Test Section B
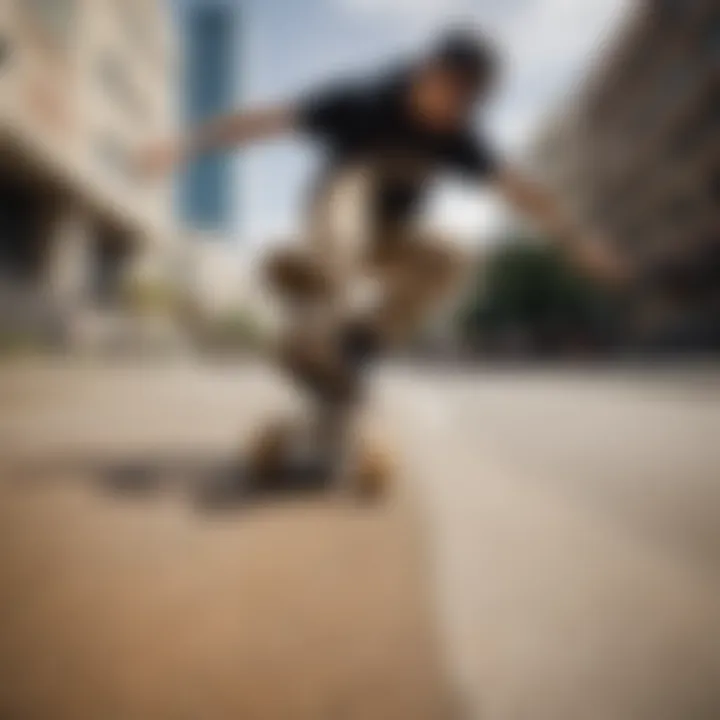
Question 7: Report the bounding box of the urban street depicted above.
[0,360,718,719]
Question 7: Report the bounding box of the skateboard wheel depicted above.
[245,418,395,501]
[246,419,295,481]
[354,436,394,500]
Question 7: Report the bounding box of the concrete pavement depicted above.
[0,360,719,719]
[0,360,447,720]
[382,365,720,720]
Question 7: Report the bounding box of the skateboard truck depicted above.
[246,394,392,501]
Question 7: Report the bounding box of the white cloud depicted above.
[243,0,632,243]
[338,0,477,25]
[500,0,627,61]
[426,181,508,245]
[333,0,631,151]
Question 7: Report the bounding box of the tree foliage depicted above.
[460,239,620,355]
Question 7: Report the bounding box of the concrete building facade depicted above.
[531,0,719,344]
[0,0,177,341]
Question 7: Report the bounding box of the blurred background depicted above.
[0,1,718,719]
[0,0,717,356]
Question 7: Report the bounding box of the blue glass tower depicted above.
[177,0,238,232]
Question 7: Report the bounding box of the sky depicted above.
[186,0,632,247]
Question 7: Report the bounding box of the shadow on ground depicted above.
[3,452,363,513]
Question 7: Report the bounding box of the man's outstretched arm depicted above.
[493,167,631,285]
[139,104,297,177]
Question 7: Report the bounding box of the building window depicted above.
[97,53,146,122]
[666,194,694,227]
[96,136,131,181]
[26,0,76,44]
[92,236,128,308]
[669,123,695,161]
[706,15,720,66]
[665,60,693,105]
[0,37,10,70]
[112,1,158,63]
[98,54,125,102]
[656,0,690,21]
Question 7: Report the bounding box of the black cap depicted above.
[432,30,499,91]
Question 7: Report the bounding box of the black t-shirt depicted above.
[298,69,499,228]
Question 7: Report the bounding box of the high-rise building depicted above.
[531,0,719,346]
[176,0,238,233]
[0,0,178,339]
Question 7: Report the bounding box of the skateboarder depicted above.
[141,30,627,400]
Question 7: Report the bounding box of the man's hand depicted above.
[136,104,296,181]
[495,169,634,287]
[136,138,186,180]
[569,235,634,287]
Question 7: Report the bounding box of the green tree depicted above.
[460,239,620,356]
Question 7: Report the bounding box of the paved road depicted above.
[0,361,447,720]
[1,360,719,719]
[381,365,720,720]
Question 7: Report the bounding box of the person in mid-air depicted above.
[142,30,627,400]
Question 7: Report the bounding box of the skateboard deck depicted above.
[246,404,393,501]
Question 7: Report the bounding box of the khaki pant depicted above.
[265,165,467,348]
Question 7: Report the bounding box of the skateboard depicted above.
[246,398,393,501]
[245,165,395,500]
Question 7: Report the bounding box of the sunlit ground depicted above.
[0,359,719,719]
